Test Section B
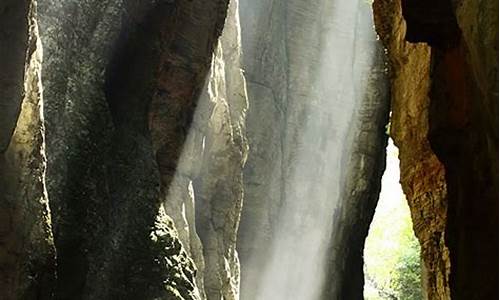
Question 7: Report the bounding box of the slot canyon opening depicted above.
[363,138,423,300]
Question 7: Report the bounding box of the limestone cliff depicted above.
[1,1,496,299]
[0,0,230,299]
[321,21,390,298]
[238,1,391,299]
[237,1,288,295]
[373,0,498,298]
[161,0,249,299]
[0,2,56,298]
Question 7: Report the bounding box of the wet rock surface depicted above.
[161,1,249,299]
[238,1,390,299]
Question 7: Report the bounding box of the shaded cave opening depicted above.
[363,138,423,300]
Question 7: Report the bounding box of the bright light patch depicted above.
[364,138,423,300]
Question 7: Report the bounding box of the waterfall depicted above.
[240,0,380,299]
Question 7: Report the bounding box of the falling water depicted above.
[247,0,379,299]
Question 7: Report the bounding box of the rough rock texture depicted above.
[236,1,288,296]
[34,0,229,298]
[372,2,451,298]
[321,25,390,299]
[428,1,498,298]
[193,2,248,298]
[0,0,30,152]
[0,2,56,299]
[238,1,390,299]
[161,0,249,299]
[373,0,498,298]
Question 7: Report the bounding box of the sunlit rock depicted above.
[238,1,390,299]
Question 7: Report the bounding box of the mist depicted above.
[238,0,380,299]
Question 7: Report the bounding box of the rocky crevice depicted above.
[0,2,56,298]
[160,0,249,299]
[322,32,390,299]
[373,0,498,298]
[0,0,230,298]
[1,1,497,299]
[237,1,391,299]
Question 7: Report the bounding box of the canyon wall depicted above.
[238,1,390,298]
[321,22,390,298]
[0,1,56,298]
[373,0,498,298]
[1,0,497,299]
[39,0,230,298]
[161,0,249,299]
[1,0,231,299]
[237,1,288,295]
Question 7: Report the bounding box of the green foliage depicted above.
[364,141,423,300]
[389,236,422,300]
[364,200,422,300]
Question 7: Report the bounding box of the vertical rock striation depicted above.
[0,1,56,299]
[192,1,249,298]
[237,1,288,296]
[161,1,249,299]
[373,0,498,298]
[322,10,391,297]
[238,1,390,299]
[36,0,230,298]
[372,1,451,298]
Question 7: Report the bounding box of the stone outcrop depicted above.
[321,17,390,298]
[238,1,391,299]
[373,0,498,298]
[0,2,56,298]
[372,2,451,298]
[236,1,288,296]
[1,0,497,299]
[0,0,230,299]
[161,0,249,299]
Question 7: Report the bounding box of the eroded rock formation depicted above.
[0,2,56,298]
[1,0,230,298]
[0,0,497,299]
[237,1,391,299]
[321,24,390,299]
[161,0,249,299]
[373,0,498,298]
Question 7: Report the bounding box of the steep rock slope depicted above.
[321,23,390,298]
[1,0,245,298]
[237,0,288,295]
[238,1,390,299]
[0,2,56,298]
[372,2,451,298]
[161,0,249,299]
[373,0,498,298]
[22,0,230,298]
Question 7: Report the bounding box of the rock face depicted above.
[0,2,56,298]
[161,0,249,299]
[1,0,248,298]
[0,0,30,152]
[192,2,248,298]
[236,1,288,295]
[1,1,496,299]
[373,0,498,298]
[321,27,390,299]
[372,2,451,298]
[0,0,230,299]
[238,1,390,299]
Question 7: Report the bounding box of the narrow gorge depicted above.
[0,0,497,300]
